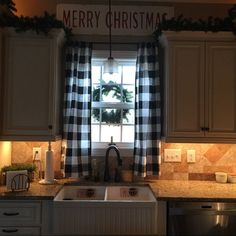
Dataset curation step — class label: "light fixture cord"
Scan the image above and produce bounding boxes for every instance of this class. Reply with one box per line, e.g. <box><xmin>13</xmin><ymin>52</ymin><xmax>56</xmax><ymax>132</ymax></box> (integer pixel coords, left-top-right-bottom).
<box><xmin>109</xmin><ymin>0</ymin><xmax>112</xmax><ymax>58</ymax></box>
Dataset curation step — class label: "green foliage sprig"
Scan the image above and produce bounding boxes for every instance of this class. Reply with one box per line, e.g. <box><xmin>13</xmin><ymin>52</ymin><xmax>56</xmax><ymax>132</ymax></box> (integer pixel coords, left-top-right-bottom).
<box><xmin>92</xmin><ymin>80</ymin><xmax>133</xmax><ymax>124</ymax></box>
<box><xmin>13</xmin><ymin>12</ymin><xmax>72</xmax><ymax>37</ymax></box>
<box><xmin>154</xmin><ymin>4</ymin><xmax>236</xmax><ymax>39</ymax></box>
<box><xmin>0</xmin><ymin>0</ymin><xmax>17</xmax><ymax>14</ymax></box>
<box><xmin>1</xmin><ymin>163</ymin><xmax>37</xmax><ymax>173</ymax></box>
<box><xmin>0</xmin><ymin>1</ymin><xmax>72</xmax><ymax>39</ymax></box>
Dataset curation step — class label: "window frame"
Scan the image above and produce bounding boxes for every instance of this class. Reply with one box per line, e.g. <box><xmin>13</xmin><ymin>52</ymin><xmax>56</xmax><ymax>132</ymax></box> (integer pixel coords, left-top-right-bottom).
<box><xmin>91</xmin><ymin>50</ymin><xmax>136</xmax><ymax>156</ymax></box>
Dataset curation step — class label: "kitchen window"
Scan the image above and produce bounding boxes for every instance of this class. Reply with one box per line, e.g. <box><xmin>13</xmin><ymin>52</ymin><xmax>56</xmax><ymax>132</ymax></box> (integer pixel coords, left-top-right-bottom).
<box><xmin>91</xmin><ymin>51</ymin><xmax>136</xmax><ymax>152</ymax></box>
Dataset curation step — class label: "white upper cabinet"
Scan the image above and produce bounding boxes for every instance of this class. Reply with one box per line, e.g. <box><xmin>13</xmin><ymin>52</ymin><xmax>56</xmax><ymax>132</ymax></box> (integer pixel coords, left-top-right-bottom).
<box><xmin>160</xmin><ymin>31</ymin><xmax>236</xmax><ymax>143</ymax></box>
<box><xmin>0</xmin><ymin>30</ymin><xmax>3</xmax><ymax>133</ymax></box>
<box><xmin>0</xmin><ymin>28</ymin><xmax>65</xmax><ymax>141</ymax></box>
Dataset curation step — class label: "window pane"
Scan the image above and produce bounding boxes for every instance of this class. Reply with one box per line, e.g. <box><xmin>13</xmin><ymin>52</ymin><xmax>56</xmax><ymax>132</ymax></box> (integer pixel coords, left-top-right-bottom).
<box><xmin>123</xmin><ymin>66</ymin><xmax>135</xmax><ymax>84</ymax></box>
<box><xmin>102</xmin><ymin>84</ymin><xmax>121</xmax><ymax>103</ymax></box>
<box><xmin>122</xmin><ymin>125</ymin><xmax>134</xmax><ymax>142</ymax></box>
<box><xmin>92</xmin><ymin>109</ymin><xmax>100</xmax><ymax>123</ymax></box>
<box><xmin>101</xmin><ymin>125</ymin><xmax>121</xmax><ymax>142</ymax></box>
<box><xmin>102</xmin><ymin>108</ymin><xmax>121</xmax><ymax>124</ymax></box>
<box><xmin>123</xmin><ymin>109</ymin><xmax>134</xmax><ymax>124</ymax></box>
<box><xmin>92</xmin><ymin>66</ymin><xmax>101</xmax><ymax>83</ymax></box>
<box><xmin>123</xmin><ymin>85</ymin><xmax>134</xmax><ymax>103</ymax></box>
<box><xmin>92</xmin><ymin>125</ymin><xmax>100</xmax><ymax>142</ymax></box>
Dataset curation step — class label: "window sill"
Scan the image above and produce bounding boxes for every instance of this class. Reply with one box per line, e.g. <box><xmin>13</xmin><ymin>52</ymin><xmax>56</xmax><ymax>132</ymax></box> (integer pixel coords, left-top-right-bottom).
<box><xmin>92</xmin><ymin>142</ymin><xmax>134</xmax><ymax>157</ymax></box>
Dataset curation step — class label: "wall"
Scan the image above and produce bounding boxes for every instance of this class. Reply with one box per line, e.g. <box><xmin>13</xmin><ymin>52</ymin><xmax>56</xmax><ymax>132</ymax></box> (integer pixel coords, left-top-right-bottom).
<box><xmin>11</xmin><ymin>141</ymin><xmax>63</xmax><ymax>178</ymax></box>
<box><xmin>7</xmin><ymin>1</ymin><xmax>236</xmax><ymax>181</ymax></box>
<box><xmin>0</xmin><ymin>142</ymin><xmax>11</xmax><ymax>170</ymax></box>
<box><xmin>13</xmin><ymin>0</ymin><xmax>232</xmax><ymax>19</ymax></box>
<box><xmin>11</xmin><ymin>141</ymin><xmax>134</xmax><ymax>181</ymax></box>
<box><xmin>159</xmin><ymin>142</ymin><xmax>236</xmax><ymax>181</ymax></box>
<box><xmin>10</xmin><ymin>141</ymin><xmax>236</xmax><ymax>181</ymax></box>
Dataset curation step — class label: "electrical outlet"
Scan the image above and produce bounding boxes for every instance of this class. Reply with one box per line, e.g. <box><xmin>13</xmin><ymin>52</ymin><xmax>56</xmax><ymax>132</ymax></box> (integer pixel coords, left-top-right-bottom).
<box><xmin>33</xmin><ymin>147</ymin><xmax>41</xmax><ymax>161</ymax></box>
<box><xmin>187</xmin><ymin>150</ymin><xmax>196</xmax><ymax>163</ymax></box>
<box><xmin>164</xmin><ymin>149</ymin><xmax>181</xmax><ymax>162</ymax></box>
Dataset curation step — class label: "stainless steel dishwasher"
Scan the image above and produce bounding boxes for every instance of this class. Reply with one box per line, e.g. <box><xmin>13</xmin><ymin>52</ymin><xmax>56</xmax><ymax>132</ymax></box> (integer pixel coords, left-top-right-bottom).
<box><xmin>168</xmin><ymin>201</ymin><xmax>236</xmax><ymax>236</ymax></box>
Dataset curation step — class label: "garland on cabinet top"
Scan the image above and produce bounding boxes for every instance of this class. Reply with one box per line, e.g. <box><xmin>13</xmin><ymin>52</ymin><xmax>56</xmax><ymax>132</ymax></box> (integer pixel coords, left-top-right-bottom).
<box><xmin>0</xmin><ymin>0</ymin><xmax>72</xmax><ymax>39</ymax></box>
<box><xmin>153</xmin><ymin>4</ymin><xmax>236</xmax><ymax>39</ymax></box>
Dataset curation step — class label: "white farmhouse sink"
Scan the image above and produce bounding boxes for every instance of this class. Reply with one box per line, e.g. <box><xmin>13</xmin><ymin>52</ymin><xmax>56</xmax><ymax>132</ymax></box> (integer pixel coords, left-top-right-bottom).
<box><xmin>53</xmin><ymin>185</ymin><xmax>157</xmax><ymax>235</ymax></box>
<box><xmin>54</xmin><ymin>185</ymin><xmax>156</xmax><ymax>202</ymax></box>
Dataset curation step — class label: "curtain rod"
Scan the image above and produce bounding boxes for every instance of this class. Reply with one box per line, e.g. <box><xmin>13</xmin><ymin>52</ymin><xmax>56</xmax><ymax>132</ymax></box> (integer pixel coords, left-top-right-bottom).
<box><xmin>92</xmin><ymin>41</ymin><xmax>139</xmax><ymax>45</ymax></box>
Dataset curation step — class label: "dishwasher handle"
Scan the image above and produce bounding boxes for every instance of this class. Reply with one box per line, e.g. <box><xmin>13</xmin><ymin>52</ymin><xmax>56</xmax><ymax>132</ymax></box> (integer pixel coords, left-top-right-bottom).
<box><xmin>169</xmin><ymin>208</ymin><xmax>236</xmax><ymax>215</ymax></box>
<box><xmin>201</xmin><ymin>205</ymin><xmax>212</xmax><ymax>209</ymax></box>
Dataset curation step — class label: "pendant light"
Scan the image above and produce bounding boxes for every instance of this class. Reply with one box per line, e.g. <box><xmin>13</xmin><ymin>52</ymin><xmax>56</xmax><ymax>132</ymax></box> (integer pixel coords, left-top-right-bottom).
<box><xmin>103</xmin><ymin>0</ymin><xmax>119</xmax><ymax>74</ymax></box>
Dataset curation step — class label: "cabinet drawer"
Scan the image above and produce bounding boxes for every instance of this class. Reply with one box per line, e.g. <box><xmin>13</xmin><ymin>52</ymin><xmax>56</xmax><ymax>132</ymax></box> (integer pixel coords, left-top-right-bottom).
<box><xmin>0</xmin><ymin>227</ymin><xmax>40</xmax><ymax>235</ymax></box>
<box><xmin>0</xmin><ymin>201</ymin><xmax>41</xmax><ymax>226</ymax></box>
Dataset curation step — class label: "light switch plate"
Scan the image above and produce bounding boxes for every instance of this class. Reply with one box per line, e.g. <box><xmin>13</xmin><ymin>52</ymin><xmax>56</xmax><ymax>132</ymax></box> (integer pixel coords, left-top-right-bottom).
<box><xmin>164</xmin><ymin>149</ymin><xmax>181</xmax><ymax>162</ymax></box>
<box><xmin>187</xmin><ymin>150</ymin><xmax>196</xmax><ymax>163</ymax></box>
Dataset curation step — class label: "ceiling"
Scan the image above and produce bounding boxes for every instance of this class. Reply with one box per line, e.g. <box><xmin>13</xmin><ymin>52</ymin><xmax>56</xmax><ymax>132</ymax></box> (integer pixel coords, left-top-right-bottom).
<box><xmin>112</xmin><ymin>0</ymin><xmax>236</xmax><ymax>3</ymax></box>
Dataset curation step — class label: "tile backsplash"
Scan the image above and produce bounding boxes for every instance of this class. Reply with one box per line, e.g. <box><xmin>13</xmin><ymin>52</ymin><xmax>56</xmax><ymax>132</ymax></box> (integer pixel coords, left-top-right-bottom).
<box><xmin>11</xmin><ymin>141</ymin><xmax>62</xmax><ymax>178</ymax></box>
<box><xmin>9</xmin><ymin>141</ymin><xmax>236</xmax><ymax>181</ymax></box>
<box><xmin>160</xmin><ymin>142</ymin><xmax>236</xmax><ymax>181</ymax></box>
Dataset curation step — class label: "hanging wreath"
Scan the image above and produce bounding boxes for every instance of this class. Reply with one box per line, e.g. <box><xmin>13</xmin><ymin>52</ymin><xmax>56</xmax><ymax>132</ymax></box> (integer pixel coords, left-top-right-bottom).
<box><xmin>92</xmin><ymin>81</ymin><xmax>133</xmax><ymax>124</ymax></box>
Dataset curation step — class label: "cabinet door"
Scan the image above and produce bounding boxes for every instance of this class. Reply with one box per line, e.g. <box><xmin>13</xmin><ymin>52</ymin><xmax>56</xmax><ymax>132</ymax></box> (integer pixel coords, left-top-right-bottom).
<box><xmin>206</xmin><ymin>42</ymin><xmax>236</xmax><ymax>138</ymax></box>
<box><xmin>3</xmin><ymin>36</ymin><xmax>52</xmax><ymax>137</ymax></box>
<box><xmin>0</xmin><ymin>31</ymin><xmax>3</xmax><ymax>133</ymax></box>
<box><xmin>1</xmin><ymin>30</ymin><xmax>63</xmax><ymax>141</ymax></box>
<box><xmin>166</xmin><ymin>41</ymin><xmax>205</xmax><ymax>138</ymax></box>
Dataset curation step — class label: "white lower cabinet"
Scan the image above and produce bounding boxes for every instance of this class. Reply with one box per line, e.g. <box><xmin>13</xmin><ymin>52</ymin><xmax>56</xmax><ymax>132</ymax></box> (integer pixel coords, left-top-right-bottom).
<box><xmin>157</xmin><ymin>201</ymin><xmax>167</xmax><ymax>236</ymax></box>
<box><xmin>0</xmin><ymin>201</ymin><xmax>42</xmax><ymax>236</ymax></box>
<box><xmin>53</xmin><ymin>202</ymin><xmax>158</xmax><ymax>235</ymax></box>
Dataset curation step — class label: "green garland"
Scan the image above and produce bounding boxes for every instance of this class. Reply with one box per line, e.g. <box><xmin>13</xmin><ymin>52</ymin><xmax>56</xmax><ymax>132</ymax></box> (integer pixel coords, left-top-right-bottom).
<box><xmin>92</xmin><ymin>80</ymin><xmax>133</xmax><ymax>124</ymax></box>
<box><xmin>154</xmin><ymin>4</ymin><xmax>236</xmax><ymax>39</ymax></box>
<box><xmin>0</xmin><ymin>1</ymin><xmax>72</xmax><ymax>39</ymax></box>
<box><xmin>0</xmin><ymin>0</ymin><xmax>16</xmax><ymax>14</ymax></box>
<box><xmin>2</xmin><ymin>1</ymin><xmax>236</xmax><ymax>41</ymax></box>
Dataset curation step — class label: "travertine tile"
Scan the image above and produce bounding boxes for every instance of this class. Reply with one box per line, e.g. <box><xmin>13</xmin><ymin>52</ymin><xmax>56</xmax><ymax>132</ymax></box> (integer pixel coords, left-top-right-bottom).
<box><xmin>203</xmin><ymin>165</ymin><xmax>234</xmax><ymax>173</ymax></box>
<box><xmin>204</xmin><ymin>144</ymin><xmax>232</xmax><ymax>163</ymax></box>
<box><xmin>11</xmin><ymin>141</ymin><xmax>236</xmax><ymax>181</ymax></box>
<box><xmin>189</xmin><ymin>173</ymin><xmax>215</xmax><ymax>181</ymax></box>
<box><xmin>173</xmin><ymin>172</ymin><xmax>188</xmax><ymax>180</ymax></box>
<box><xmin>11</xmin><ymin>141</ymin><xmax>62</xmax><ymax>172</ymax></box>
<box><xmin>173</xmin><ymin>163</ymin><xmax>189</xmax><ymax>173</ymax></box>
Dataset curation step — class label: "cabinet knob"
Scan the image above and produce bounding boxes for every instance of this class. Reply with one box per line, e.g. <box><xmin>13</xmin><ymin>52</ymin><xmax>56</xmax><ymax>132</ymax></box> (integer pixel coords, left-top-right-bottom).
<box><xmin>200</xmin><ymin>127</ymin><xmax>209</xmax><ymax>131</ymax></box>
<box><xmin>48</xmin><ymin>125</ymin><xmax>53</xmax><ymax>130</ymax></box>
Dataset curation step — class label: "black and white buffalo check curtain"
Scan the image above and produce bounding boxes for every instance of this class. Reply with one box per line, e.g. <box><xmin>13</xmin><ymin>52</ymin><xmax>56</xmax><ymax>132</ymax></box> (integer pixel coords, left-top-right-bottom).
<box><xmin>134</xmin><ymin>42</ymin><xmax>161</xmax><ymax>177</ymax></box>
<box><xmin>63</xmin><ymin>42</ymin><xmax>92</xmax><ymax>178</ymax></box>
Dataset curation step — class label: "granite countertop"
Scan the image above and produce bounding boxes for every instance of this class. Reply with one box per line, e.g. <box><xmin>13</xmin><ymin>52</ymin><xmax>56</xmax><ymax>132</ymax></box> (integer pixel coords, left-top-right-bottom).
<box><xmin>149</xmin><ymin>180</ymin><xmax>236</xmax><ymax>202</ymax></box>
<box><xmin>0</xmin><ymin>179</ymin><xmax>66</xmax><ymax>200</ymax></box>
<box><xmin>1</xmin><ymin>179</ymin><xmax>236</xmax><ymax>202</ymax></box>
